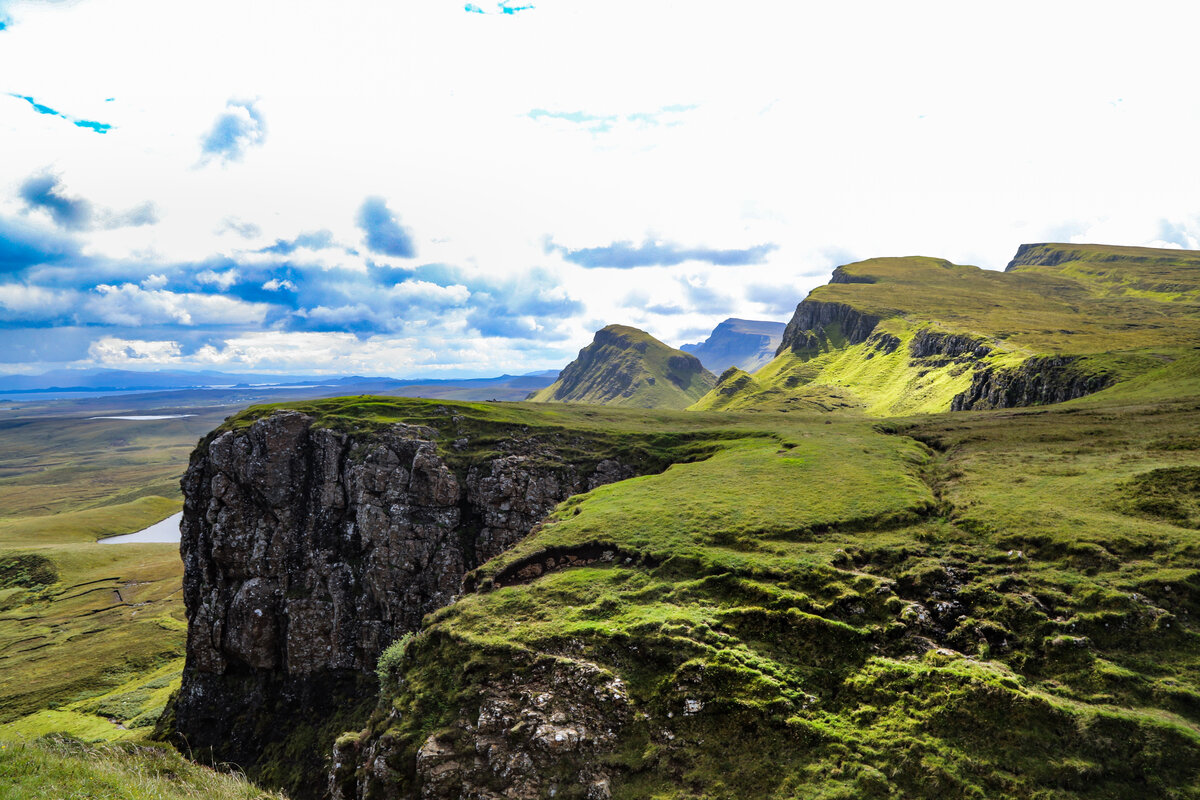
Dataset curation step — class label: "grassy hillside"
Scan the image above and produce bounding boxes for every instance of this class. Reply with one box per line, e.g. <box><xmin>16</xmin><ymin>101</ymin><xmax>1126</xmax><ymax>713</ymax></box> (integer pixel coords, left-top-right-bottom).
<box><xmin>0</xmin><ymin>412</ymin><xmax>226</xmax><ymax>741</ymax></box>
<box><xmin>340</xmin><ymin>378</ymin><xmax>1200</xmax><ymax>799</ymax></box>
<box><xmin>529</xmin><ymin>324</ymin><xmax>717</xmax><ymax>409</ymax></box>
<box><xmin>0</xmin><ymin>735</ymin><xmax>287</xmax><ymax>800</ymax></box>
<box><xmin>694</xmin><ymin>244</ymin><xmax>1200</xmax><ymax>416</ymax></box>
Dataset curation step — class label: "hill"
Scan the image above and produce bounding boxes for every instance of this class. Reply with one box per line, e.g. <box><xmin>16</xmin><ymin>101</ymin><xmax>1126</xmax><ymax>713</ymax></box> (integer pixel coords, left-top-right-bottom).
<box><xmin>693</xmin><ymin>243</ymin><xmax>1200</xmax><ymax>415</ymax></box>
<box><xmin>679</xmin><ymin>318</ymin><xmax>786</xmax><ymax>373</ymax></box>
<box><xmin>156</xmin><ymin>378</ymin><xmax>1200</xmax><ymax>800</ymax></box>
<box><xmin>527</xmin><ymin>324</ymin><xmax>717</xmax><ymax>409</ymax></box>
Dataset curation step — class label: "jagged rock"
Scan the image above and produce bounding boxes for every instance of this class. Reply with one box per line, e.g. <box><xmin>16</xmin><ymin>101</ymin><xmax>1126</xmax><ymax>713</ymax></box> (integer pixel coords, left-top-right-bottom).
<box><xmin>777</xmin><ymin>300</ymin><xmax>881</xmax><ymax>355</ymax></box>
<box><xmin>174</xmin><ymin>411</ymin><xmax>641</xmax><ymax>798</ymax></box>
<box><xmin>951</xmin><ymin>355</ymin><xmax>1114</xmax><ymax>410</ymax></box>
<box><xmin>343</xmin><ymin>658</ymin><xmax>631</xmax><ymax>800</ymax></box>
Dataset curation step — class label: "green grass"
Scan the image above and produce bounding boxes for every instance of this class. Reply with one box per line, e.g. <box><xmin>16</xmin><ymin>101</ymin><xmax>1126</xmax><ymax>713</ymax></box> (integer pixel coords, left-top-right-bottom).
<box><xmin>529</xmin><ymin>324</ymin><xmax>717</xmax><ymax>409</ymax></box>
<box><xmin>0</xmin><ymin>412</ymin><xmax>207</xmax><ymax>736</ymax></box>
<box><xmin>347</xmin><ymin>389</ymin><xmax>1200</xmax><ymax>799</ymax></box>
<box><xmin>0</xmin><ymin>735</ymin><xmax>287</xmax><ymax>800</ymax></box>
<box><xmin>695</xmin><ymin>244</ymin><xmax>1200</xmax><ymax>416</ymax></box>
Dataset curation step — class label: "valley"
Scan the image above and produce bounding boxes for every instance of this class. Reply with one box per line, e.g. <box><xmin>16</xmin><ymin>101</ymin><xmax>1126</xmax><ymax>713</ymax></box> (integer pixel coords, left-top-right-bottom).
<box><xmin>0</xmin><ymin>242</ymin><xmax>1198</xmax><ymax>799</ymax></box>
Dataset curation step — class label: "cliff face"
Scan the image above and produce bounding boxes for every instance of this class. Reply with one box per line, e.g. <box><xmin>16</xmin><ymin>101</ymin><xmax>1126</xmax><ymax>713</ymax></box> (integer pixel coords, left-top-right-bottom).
<box><xmin>173</xmin><ymin>410</ymin><xmax>638</xmax><ymax>796</ymax></box>
<box><xmin>776</xmin><ymin>300</ymin><xmax>881</xmax><ymax>355</ymax></box>
<box><xmin>679</xmin><ymin>318</ymin><xmax>786</xmax><ymax>373</ymax></box>
<box><xmin>951</xmin><ymin>356</ymin><xmax>1114</xmax><ymax>411</ymax></box>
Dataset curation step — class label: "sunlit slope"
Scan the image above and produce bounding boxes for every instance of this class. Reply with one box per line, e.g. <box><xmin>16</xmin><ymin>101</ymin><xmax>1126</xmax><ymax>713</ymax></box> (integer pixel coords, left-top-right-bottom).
<box><xmin>352</xmin><ymin>395</ymin><xmax>1200</xmax><ymax>799</ymax></box>
<box><xmin>693</xmin><ymin>243</ymin><xmax>1200</xmax><ymax>415</ymax></box>
<box><xmin>529</xmin><ymin>324</ymin><xmax>717</xmax><ymax>409</ymax></box>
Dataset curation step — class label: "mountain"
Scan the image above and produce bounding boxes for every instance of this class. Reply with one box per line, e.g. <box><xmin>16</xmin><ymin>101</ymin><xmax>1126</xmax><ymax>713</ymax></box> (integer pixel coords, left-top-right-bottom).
<box><xmin>527</xmin><ymin>324</ymin><xmax>717</xmax><ymax>409</ymax></box>
<box><xmin>693</xmin><ymin>242</ymin><xmax>1200</xmax><ymax>414</ymax></box>
<box><xmin>679</xmin><ymin>317</ymin><xmax>786</xmax><ymax>373</ymax></box>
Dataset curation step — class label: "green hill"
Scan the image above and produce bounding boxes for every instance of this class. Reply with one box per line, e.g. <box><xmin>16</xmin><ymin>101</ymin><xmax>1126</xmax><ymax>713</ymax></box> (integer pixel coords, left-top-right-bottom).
<box><xmin>528</xmin><ymin>324</ymin><xmax>717</xmax><ymax>409</ymax></box>
<box><xmin>692</xmin><ymin>243</ymin><xmax>1200</xmax><ymax>415</ymax></box>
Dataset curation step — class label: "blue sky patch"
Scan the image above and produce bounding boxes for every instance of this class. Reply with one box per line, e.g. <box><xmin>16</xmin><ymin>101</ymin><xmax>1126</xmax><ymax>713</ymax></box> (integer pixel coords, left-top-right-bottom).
<box><xmin>547</xmin><ymin>238</ymin><xmax>777</xmax><ymax>268</ymax></box>
<box><xmin>9</xmin><ymin>93</ymin><xmax>112</xmax><ymax>134</ymax></box>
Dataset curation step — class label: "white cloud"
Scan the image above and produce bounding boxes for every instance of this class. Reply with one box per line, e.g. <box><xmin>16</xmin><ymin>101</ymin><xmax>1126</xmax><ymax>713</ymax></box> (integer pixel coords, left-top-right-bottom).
<box><xmin>1</xmin><ymin>0</ymin><xmax>1199</xmax><ymax>372</ymax></box>
<box><xmin>84</xmin><ymin>283</ymin><xmax>269</xmax><ymax>326</ymax></box>
<box><xmin>88</xmin><ymin>336</ymin><xmax>183</xmax><ymax>364</ymax></box>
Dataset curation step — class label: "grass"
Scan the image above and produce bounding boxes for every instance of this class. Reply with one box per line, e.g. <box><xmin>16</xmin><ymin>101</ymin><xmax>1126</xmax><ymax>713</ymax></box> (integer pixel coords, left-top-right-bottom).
<box><xmin>0</xmin><ymin>412</ymin><xmax>216</xmax><ymax>738</ymax></box>
<box><xmin>694</xmin><ymin>244</ymin><xmax>1200</xmax><ymax>416</ymax></box>
<box><xmin>0</xmin><ymin>735</ymin><xmax>287</xmax><ymax>800</ymax></box>
<box><xmin>529</xmin><ymin>324</ymin><xmax>717</xmax><ymax>409</ymax></box>
<box><xmin>347</xmin><ymin>385</ymin><xmax>1200</xmax><ymax>799</ymax></box>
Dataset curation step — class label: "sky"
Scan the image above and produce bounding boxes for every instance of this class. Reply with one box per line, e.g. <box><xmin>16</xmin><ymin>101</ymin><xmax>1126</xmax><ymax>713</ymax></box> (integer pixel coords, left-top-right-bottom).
<box><xmin>2</xmin><ymin>0</ymin><xmax>1199</xmax><ymax>377</ymax></box>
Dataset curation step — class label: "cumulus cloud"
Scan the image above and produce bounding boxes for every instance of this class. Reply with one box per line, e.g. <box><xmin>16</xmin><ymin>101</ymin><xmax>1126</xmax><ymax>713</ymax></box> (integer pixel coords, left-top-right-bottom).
<box><xmin>84</xmin><ymin>283</ymin><xmax>270</xmax><ymax>327</ymax></box>
<box><xmin>547</xmin><ymin>237</ymin><xmax>777</xmax><ymax>268</ymax></box>
<box><xmin>200</xmin><ymin>99</ymin><xmax>266</xmax><ymax>163</ymax></box>
<box><xmin>259</xmin><ymin>229</ymin><xmax>336</xmax><ymax>255</ymax></box>
<box><xmin>18</xmin><ymin>173</ymin><xmax>158</xmax><ymax>231</ymax></box>
<box><xmin>89</xmin><ymin>336</ymin><xmax>182</xmax><ymax>364</ymax></box>
<box><xmin>0</xmin><ymin>215</ymin><xmax>79</xmax><ymax>273</ymax></box>
<box><xmin>357</xmin><ymin>197</ymin><xmax>416</xmax><ymax>258</ymax></box>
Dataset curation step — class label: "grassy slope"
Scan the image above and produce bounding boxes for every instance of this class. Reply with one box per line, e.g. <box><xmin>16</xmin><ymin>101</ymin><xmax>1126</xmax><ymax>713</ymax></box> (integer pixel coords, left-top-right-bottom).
<box><xmin>343</xmin><ymin>383</ymin><xmax>1200</xmax><ymax>799</ymax></box>
<box><xmin>695</xmin><ymin>245</ymin><xmax>1200</xmax><ymax>416</ymax></box>
<box><xmin>529</xmin><ymin>324</ymin><xmax>717</xmax><ymax>410</ymax></box>
<box><xmin>0</xmin><ymin>413</ymin><xmax>224</xmax><ymax>738</ymax></box>
<box><xmin>0</xmin><ymin>735</ymin><xmax>286</xmax><ymax>800</ymax></box>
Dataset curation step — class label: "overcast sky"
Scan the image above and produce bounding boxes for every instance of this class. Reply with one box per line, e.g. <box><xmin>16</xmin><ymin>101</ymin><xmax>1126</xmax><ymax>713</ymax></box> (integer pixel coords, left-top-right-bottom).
<box><xmin>2</xmin><ymin>1</ymin><xmax>1198</xmax><ymax>376</ymax></box>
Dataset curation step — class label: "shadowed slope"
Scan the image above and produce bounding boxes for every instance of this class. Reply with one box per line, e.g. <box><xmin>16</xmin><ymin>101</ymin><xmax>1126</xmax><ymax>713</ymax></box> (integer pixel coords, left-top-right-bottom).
<box><xmin>529</xmin><ymin>325</ymin><xmax>717</xmax><ymax>410</ymax></box>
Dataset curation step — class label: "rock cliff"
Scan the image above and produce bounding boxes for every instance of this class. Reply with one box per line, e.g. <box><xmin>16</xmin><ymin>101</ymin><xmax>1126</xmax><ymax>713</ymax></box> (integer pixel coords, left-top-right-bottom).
<box><xmin>776</xmin><ymin>300</ymin><xmax>881</xmax><ymax>355</ymax></box>
<box><xmin>173</xmin><ymin>409</ymin><xmax>644</xmax><ymax>797</ymax></box>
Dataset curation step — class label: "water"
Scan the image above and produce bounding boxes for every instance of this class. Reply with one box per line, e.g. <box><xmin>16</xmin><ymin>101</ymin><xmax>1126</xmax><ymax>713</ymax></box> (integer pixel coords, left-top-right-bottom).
<box><xmin>99</xmin><ymin>512</ymin><xmax>182</xmax><ymax>544</ymax></box>
<box><xmin>88</xmin><ymin>415</ymin><xmax>197</xmax><ymax>421</ymax></box>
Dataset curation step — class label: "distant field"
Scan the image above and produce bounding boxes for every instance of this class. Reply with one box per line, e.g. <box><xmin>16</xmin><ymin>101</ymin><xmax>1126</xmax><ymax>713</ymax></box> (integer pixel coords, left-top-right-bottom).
<box><xmin>0</xmin><ymin>406</ymin><xmax>228</xmax><ymax>740</ymax></box>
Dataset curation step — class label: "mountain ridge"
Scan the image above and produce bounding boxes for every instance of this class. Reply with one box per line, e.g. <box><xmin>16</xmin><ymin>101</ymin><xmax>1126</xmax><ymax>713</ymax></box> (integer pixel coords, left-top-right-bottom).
<box><xmin>527</xmin><ymin>324</ymin><xmax>716</xmax><ymax>409</ymax></box>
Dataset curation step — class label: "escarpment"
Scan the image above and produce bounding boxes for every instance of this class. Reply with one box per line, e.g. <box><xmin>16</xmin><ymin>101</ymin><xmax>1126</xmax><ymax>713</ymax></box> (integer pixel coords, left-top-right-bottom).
<box><xmin>172</xmin><ymin>409</ymin><xmax>648</xmax><ymax>797</ymax></box>
<box><xmin>777</xmin><ymin>300</ymin><xmax>881</xmax><ymax>354</ymax></box>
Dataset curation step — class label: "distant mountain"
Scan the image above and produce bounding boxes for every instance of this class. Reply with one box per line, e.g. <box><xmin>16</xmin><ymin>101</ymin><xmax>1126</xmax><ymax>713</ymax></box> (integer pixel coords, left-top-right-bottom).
<box><xmin>0</xmin><ymin>368</ymin><xmax>323</xmax><ymax>393</ymax></box>
<box><xmin>527</xmin><ymin>324</ymin><xmax>716</xmax><ymax>409</ymax></box>
<box><xmin>0</xmin><ymin>368</ymin><xmax>558</xmax><ymax>400</ymax></box>
<box><xmin>680</xmin><ymin>318</ymin><xmax>786</xmax><ymax>373</ymax></box>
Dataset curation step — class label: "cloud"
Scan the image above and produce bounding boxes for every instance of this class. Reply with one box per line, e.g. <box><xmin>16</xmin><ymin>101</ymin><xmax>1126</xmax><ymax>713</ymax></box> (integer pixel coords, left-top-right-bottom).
<box><xmin>217</xmin><ymin>217</ymin><xmax>262</xmax><ymax>239</ymax></box>
<box><xmin>547</xmin><ymin>237</ymin><xmax>777</xmax><ymax>268</ymax></box>
<box><xmin>18</xmin><ymin>174</ymin><xmax>92</xmax><ymax>230</ymax></box>
<box><xmin>357</xmin><ymin>197</ymin><xmax>416</xmax><ymax>258</ymax></box>
<box><xmin>0</xmin><ymin>215</ymin><xmax>79</xmax><ymax>273</ymax></box>
<box><xmin>84</xmin><ymin>283</ymin><xmax>270</xmax><ymax>327</ymax></box>
<box><xmin>465</xmin><ymin>2</ymin><xmax>534</xmax><ymax>15</ymax></box>
<box><xmin>677</xmin><ymin>275</ymin><xmax>732</xmax><ymax>314</ymax></box>
<box><xmin>195</xmin><ymin>268</ymin><xmax>240</xmax><ymax>290</ymax></box>
<box><xmin>7</xmin><ymin>93</ymin><xmax>111</xmax><ymax>133</ymax></box>
<box><xmin>18</xmin><ymin>173</ymin><xmax>157</xmax><ymax>231</ymax></box>
<box><xmin>88</xmin><ymin>336</ymin><xmax>182</xmax><ymax>365</ymax></box>
<box><xmin>258</xmin><ymin>229</ymin><xmax>336</xmax><ymax>255</ymax></box>
<box><xmin>200</xmin><ymin>99</ymin><xmax>266</xmax><ymax>163</ymax></box>
<box><xmin>464</xmin><ymin>269</ymin><xmax>582</xmax><ymax>338</ymax></box>
<box><xmin>744</xmin><ymin>283</ymin><xmax>802</xmax><ymax>316</ymax></box>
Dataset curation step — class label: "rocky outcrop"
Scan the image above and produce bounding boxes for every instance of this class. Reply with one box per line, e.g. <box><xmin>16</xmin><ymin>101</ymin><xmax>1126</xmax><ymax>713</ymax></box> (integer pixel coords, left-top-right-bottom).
<box><xmin>173</xmin><ymin>411</ymin><xmax>640</xmax><ymax>797</ymax></box>
<box><xmin>951</xmin><ymin>356</ymin><xmax>1114</xmax><ymax>410</ymax></box>
<box><xmin>908</xmin><ymin>329</ymin><xmax>992</xmax><ymax>361</ymax></box>
<box><xmin>777</xmin><ymin>300</ymin><xmax>881</xmax><ymax>355</ymax></box>
<box><xmin>333</xmin><ymin>656</ymin><xmax>632</xmax><ymax>800</ymax></box>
